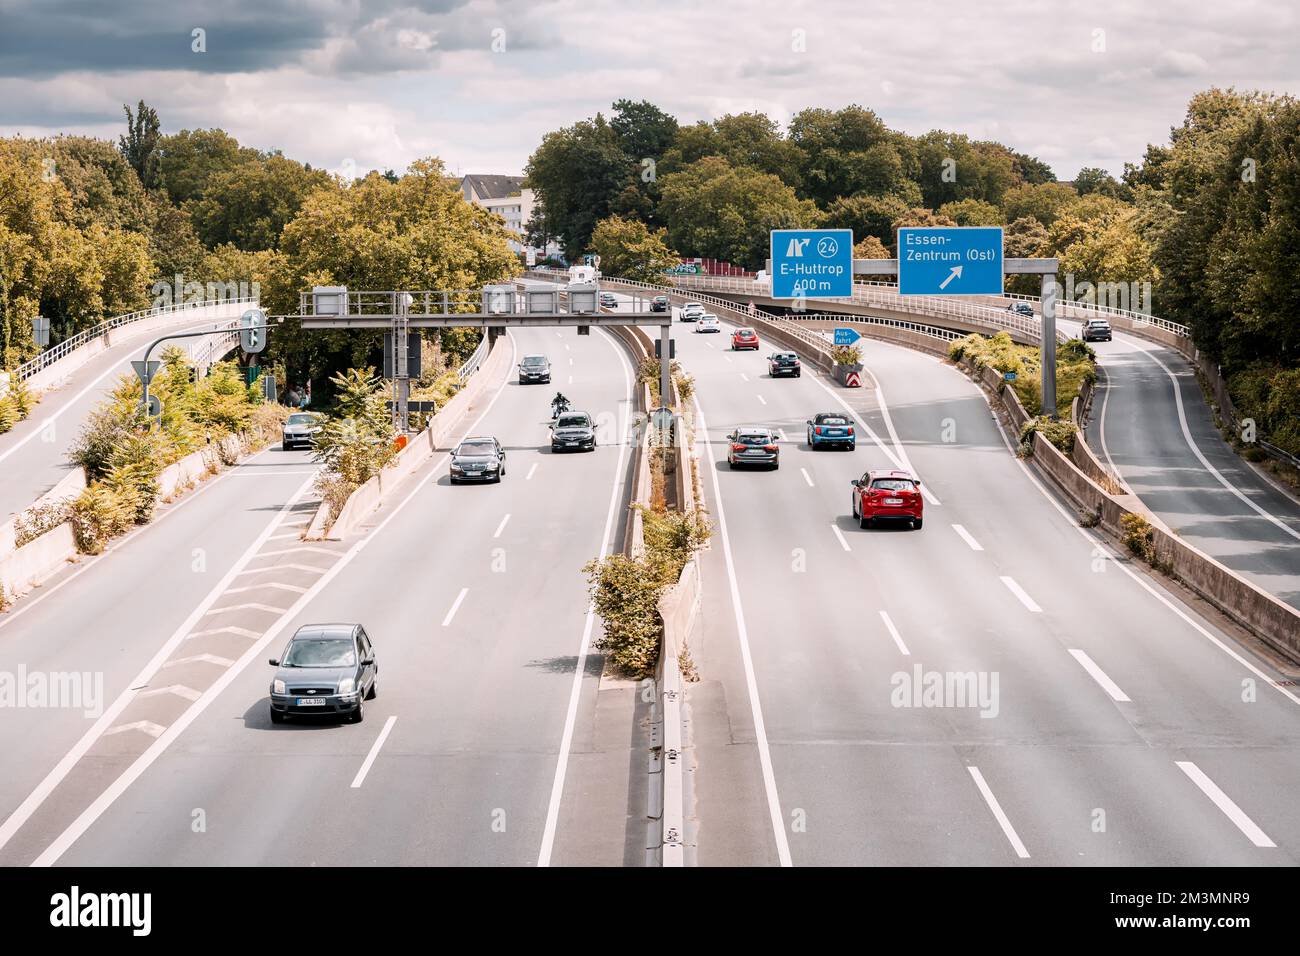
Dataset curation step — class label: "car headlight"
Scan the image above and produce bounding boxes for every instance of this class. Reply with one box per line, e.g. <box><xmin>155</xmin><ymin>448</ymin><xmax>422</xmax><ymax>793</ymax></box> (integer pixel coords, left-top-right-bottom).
<box><xmin>451</xmin><ymin>463</ymin><xmax>463</xmax><ymax>473</ymax></box>
<box><xmin>485</xmin><ymin>461</ymin><xmax>499</xmax><ymax>470</ymax></box>
<box><xmin>337</xmin><ymin>678</ymin><xmax>355</xmax><ymax>696</ymax></box>
<box><xmin>273</xmin><ymin>679</ymin><xmax>286</xmax><ymax>695</ymax></box>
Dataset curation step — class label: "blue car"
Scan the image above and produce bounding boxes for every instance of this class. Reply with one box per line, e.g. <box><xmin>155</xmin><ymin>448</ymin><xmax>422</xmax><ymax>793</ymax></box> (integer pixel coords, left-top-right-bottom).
<box><xmin>806</xmin><ymin>412</ymin><xmax>856</xmax><ymax>450</ymax></box>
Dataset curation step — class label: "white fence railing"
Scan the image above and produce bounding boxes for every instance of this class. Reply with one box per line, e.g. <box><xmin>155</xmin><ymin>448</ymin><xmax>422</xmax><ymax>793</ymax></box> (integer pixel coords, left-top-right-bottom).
<box><xmin>456</xmin><ymin>331</ymin><xmax>491</xmax><ymax>385</ymax></box>
<box><xmin>14</xmin><ymin>297</ymin><xmax>259</xmax><ymax>383</ymax></box>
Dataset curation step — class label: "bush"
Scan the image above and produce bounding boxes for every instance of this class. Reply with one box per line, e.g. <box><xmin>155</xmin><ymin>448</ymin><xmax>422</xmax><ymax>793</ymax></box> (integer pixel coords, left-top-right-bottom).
<box><xmin>955</xmin><ymin>332</ymin><xmax>1095</xmax><ymax>418</ymax></box>
<box><xmin>313</xmin><ymin>473</ymin><xmax>356</xmax><ymax>526</ymax></box>
<box><xmin>104</xmin><ymin>432</ymin><xmax>163</xmax><ymax>522</ymax></box>
<box><xmin>1078</xmin><ymin>506</ymin><xmax>1102</xmax><ymax>528</ymax></box>
<box><xmin>70</xmin><ymin>399</ymin><xmax>141</xmax><ymax>479</ymax></box>
<box><xmin>0</xmin><ymin>394</ymin><xmax>17</xmax><ymax>434</ymax></box>
<box><xmin>830</xmin><ymin>343</ymin><xmax>862</xmax><ymax>365</ymax></box>
<box><xmin>14</xmin><ymin>500</ymin><xmax>73</xmax><ymax>547</ymax></box>
<box><xmin>1121</xmin><ymin>513</ymin><xmax>1155</xmax><ymax>562</ymax></box>
<box><xmin>1019</xmin><ymin>416</ymin><xmax>1078</xmax><ymax>454</ymax></box>
<box><xmin>584</xmin><ymin>553</ymin><xmax>666</xmax><ymax>678</ymax></box>
<box><xmin>71</xmin><ymin>484</ymin><xmax>137</xmax><ymax>554</ymax></box>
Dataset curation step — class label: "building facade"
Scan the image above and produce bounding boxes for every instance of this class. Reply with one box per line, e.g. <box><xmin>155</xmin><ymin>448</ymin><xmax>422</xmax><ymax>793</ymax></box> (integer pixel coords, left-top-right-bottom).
<box><xmin>459</xmin><ymin>174</ymin><xmax>559</xmax><ymax>260</ymax></box>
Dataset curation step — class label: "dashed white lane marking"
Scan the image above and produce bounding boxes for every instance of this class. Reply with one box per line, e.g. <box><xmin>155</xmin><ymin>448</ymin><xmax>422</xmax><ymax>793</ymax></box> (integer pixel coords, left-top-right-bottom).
<box><xmin>741</xmin><ymin>373</ymin><xmax>750</xmax><ymax>382</ymax></box>
<box><xmin>162</xmin><ymin>654</ymin><xmax>234</xmax><ymax>668</ymax></box>
<box><xmin>569</xmin><ymin>358</ymin><xmax>574</xmax><ymax>366</ymax></box>
<box><xmin>185</xmin><ymin>626</ymin><xmax>260</xmax><ymax>641</ymax></box>
<box><xmin>1067</xmin><ymin>649</ymin><xmax>1131</xmax><ymax>702</ymax></box>
<box><xmin>777</xmin><ymin>429</ymin><xmax>788</xmax><ymax>442</ymax></box>
<box><xmin>442</xmin><ymin>587</ymin><xmax>469</xmax><ymax>627</ymax></box>
<box><xmin>103</xmin><ymin>721</ymin><xmax>167</xmax><ymax>739</ymax></box>
<box><xmin>493</xmin><ymin>514</ymin><xmax>511</xmax><ymax>538</ymax></box>
<box><xmin>351</xmin><ymin>716</ymin><xmax>398</xmax><ymax>789</ymax></box>
<box><xmin>568</xmin><ymin>376</ymin><xmax>573</xmax><ymax>385</ymax></box>
<box><xmin>233</xmin><ymin>564</ymin><xmax>326</xmax><ymax>577</ymax></box>
<box><xmin>801</xmin><ymin>468</ymin><xmax>815</xmax><ymax>488</ymax></box>
<box><xmin>564</xmin><ymin>344</ymin><xmax>570</xmax><ymax>351</ymax></box>
<box><xmin>951</xmin><ymin>524</ymin><xmax>984</xmax><ymax>551</ymax></box>
<box><xmin>526</xmin><ymin>463</ymin><xmax>538</xmax><ymax>481</ymax></box>
<box><xmin>831</xmin><ymin>524</ymin><xmax>851</xmax><ymax>552</ymax></box>
<box><xmin>968</xmin><ymin>766</ymin><xmax>1030</xmax><ymax>859</ymax></box>
<box><xmin>879</xmin><ymin>611</ymin><xmax>910</xmax><ymax>655</ymax></box>
<box><xmin>757</xmin><ymin>395</ymin><xmax>767</xmax><ymax>406</ymax></box>
<box><xmin>202</xmin><ymin>602</ymin><xmax>285</xmax><ymax>616</ymax></box>
<box><xmin>1000</xmin><ymin>576</ymin><xmax>1042</xmax><ymax>613</ymax></box>
<box><xmin>224</xmin><ymin>582</ymin><xmax>308</xmax><ymax>595</ymax></box>
<box><xmin>137</xmin><ymin>685</ymin><xmax>202</xmax><ymax>703</ymax></box>
<box><xmin>1176</xmin><ymin>761</ymin><xmax>1275</xmax><ymax>848</ymax></box>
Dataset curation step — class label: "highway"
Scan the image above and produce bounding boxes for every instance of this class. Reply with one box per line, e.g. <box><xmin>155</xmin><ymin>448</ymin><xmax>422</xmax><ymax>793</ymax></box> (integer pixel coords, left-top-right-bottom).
<box><xmin>628</xmin><ymin>294</ymin><xmax>1300</xmax><ymax>866</ymax></box>
<box><xmin>0</xmin><ymin>319</ymin><xmax>238</xmax><ymax>522</ymax></box>
<box><xmin>0</xmin><ymin>326</ymin><xmax>651</xmax><ymax>867</ymax></box>
<box><xmin>1074</xmin><ymin>326</ymin><xmax>1300</xmax><ymax>610</ymax></box>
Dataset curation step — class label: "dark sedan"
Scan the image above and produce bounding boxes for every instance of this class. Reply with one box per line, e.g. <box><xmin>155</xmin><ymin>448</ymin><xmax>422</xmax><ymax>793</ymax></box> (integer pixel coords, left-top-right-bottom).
<box><xmin>518</xmin><ymin>354</ymin><xmax>551</xmax><ymax>384</ymax></box>
<box><xmin>650</xmin><ymin>295</ymin><xmax>669</xmax><ymax>312</ymax></box>
<box><xmin>768</xmin><ymin>351</ymin><xmax>801</xmax><ymax>377</ymax></box>
<box><xmin>450</xmin><ymin>436</ymin><xmax>507</xmax><ymax>482</ymax></box>
<box><xmin>268</xmin><ymin>624</ymin><xmax>377</xmax><ymax>724</ymax></box>
<box><xmin>551</xmin><ymin>411</ymin><xmax>598</xmax><ymax>452</ymax></box>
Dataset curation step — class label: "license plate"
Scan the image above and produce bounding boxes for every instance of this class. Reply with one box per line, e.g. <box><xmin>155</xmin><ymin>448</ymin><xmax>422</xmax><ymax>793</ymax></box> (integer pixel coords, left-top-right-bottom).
<box><xmin>884</xmin><ymin>497</ymin><xmax>903</xmax><ymax>505</ymax></box>
<box><xmin>566</xmin><ymin>440</ymin><xmax>579</xmax><ymax>445</ymax></box>
<box><xmin>827</xmin><ymin>430</ymin><xmax>843</xmax><ymax>436</ymax></box>
<box><xmin>296</xmin><ymin>698</ymin><xmax>327</xmax><ymax>707</ymax></box>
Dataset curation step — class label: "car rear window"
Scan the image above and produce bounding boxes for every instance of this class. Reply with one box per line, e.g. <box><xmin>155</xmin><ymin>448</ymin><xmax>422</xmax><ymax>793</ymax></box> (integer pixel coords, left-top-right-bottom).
<box><xmin>817</xmin><ymin>415</ymin><xmax>849</xmax><ymax>425</ymax></box>
<box><xmin>870</xmin><ymin>478</ymin><xmax>915</xmax><ymax>492</ymax></box>
<box><xmin>736</xmin><ymin>329</ymin><xmax>755</xmax><ymax>335</ymax></box>
<box><xmin>737</xmin><ymin>433</ymin><xmax>771</xmax><ymax>445</ymax></box>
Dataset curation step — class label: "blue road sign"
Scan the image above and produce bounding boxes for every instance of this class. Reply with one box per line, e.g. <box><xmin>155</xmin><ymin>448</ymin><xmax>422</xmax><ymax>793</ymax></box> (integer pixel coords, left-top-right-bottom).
<box><xmin>1004</xmin><ymin>371</ymin><xmax>1018</xmax><ymax>381</ymax></box>
<box><xmin>898</xmin><ymin>227</ymin><xmax>1004</xmax><ymax>296</ymax></box>
<box><xmin>771</xmin><ymin>229</ymin><xmax>853</xmax><ymax>299</ymax></box>
<box><xmin>833</xmin><ymin>327</ymin><xmax>861</xmax><ymax>346</ymax></box>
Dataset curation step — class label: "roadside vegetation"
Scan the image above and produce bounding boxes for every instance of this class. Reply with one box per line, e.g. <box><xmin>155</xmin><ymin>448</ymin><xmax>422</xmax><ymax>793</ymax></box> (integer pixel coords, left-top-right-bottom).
<box><xmin>310</xmin><ymin>367</ymin><xmax>397</xmax><ymax>524</ymax></box>
<box><xmin>949</xmin><ymin>331</ymin><xmax>1096</xmax><ymax>419</ymax></box>
<box><xmin>0</xmin><ymin>378</ymin><xmax>35</xmax><ymax>435</ymax></box>
<box><xmin>636</xmin><ymin>355</ymin><xmax>694</xmax><ymax>406</ymax></box>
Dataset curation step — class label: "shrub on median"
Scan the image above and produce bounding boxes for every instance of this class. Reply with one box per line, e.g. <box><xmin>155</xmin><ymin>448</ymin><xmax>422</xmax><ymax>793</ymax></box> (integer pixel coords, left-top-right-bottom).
<box><xmin>70</xmin><ymin>484</ymin><xmax>137</xmax><ymax>554</ymax></box>
<box><xmin>1018</xmin><ymin>416</ymin><xmax>1078</xmax><ymax>456</ymax></box>
<box><xmin>14</xmin><ymin>499</ymin><xmax>73</xmax><ymax>547</ymax></box>
<box><xmin>1121</xmin><ymin>513</ymin><xmax>1155</xmax><ymax>563</ymax></box>
<box><xmin>951</xmin><ymin>331</ymin><xmax>1095</xmax><ymax>418</ymax></box>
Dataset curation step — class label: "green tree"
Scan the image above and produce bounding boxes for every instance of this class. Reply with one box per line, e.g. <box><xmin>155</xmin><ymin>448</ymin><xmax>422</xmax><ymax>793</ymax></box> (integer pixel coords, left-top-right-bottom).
<box><xmin>789</xmin><ymin>105</ymin><xmax>910</xmax><ymax>205</ymax></box>
<box><xmin>157</xmin><ymin>128</ymin><xmax>258</xmax><ymax>205</ymax></box>
<box><xmin>589</xmin><ymin>215</ymin><xmax>679</xmax><ymax>282</ymax></box>
<box><xmin>187</xmin><ymin>154</ymin><xmax>332</xmax><ymax>251</ymax></box>
<box><xmin>1001</xmin><ymin>181</ymin><xmax>1078</xmax><ymax>227</ymax></box>
<box><xmin>525</xmin><ymin>114</ymin><xmax>634</xmax><ymax>256</ymax></box>
<box><xmin>1074</xmin><ymin>166</ymin><xmax>1126</xmax><ymax>199</ymax></box>
<box><xmin>823</xmin><ymin>193</ymin><xmax>916</xmax><ymax>243</ymax></box>
<box><xmin>119</xmin><ymin>101</ymin><xmax>163</xmax><ymax>190</ymax></box>
<box><xmin>938</xmin><ymin>198</ymin><xmax>1003</xmax><ymax>226</ymax></box>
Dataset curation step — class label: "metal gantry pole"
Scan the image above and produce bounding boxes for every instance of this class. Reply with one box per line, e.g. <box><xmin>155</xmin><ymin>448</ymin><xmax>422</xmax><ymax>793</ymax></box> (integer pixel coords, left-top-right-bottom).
<box><xmin>1041</xmin><ymin>272</ymin><xmax>1058</xmax><ymax>419</ymax></box>
<box><xmin>395</xmin><ymin>292</ymin><xmax>411</xmax><ymax>432</ymax></box>
<box><xmin>660</xmin><ymin>323</ymin><xmax>672</xmax><ymax>407</ymax></box>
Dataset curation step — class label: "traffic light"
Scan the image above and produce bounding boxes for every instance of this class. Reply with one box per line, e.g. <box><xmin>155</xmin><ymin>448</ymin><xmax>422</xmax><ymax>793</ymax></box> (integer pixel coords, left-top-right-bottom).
<box><xmin>654</xmin><ymin>338</ymin><xmax>676</xmax><ymax>359</ymax></box>
<box><xmin>577</xmin><ymin>325</ymin><xmax>590</xmax><ymax>336</ymax></box>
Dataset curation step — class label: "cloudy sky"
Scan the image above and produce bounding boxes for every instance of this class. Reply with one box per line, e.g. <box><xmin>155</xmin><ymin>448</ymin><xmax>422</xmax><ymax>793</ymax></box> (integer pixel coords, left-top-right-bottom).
<box><xmin>0</xmin><ymin>0</ymin><xmax>1295</xmax><ymax>180</ymax></box>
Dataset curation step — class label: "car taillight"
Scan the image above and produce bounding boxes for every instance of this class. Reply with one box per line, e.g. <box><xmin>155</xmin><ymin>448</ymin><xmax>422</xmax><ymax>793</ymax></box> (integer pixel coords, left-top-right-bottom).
<box><xmin>731</xmin><ymin>443</ymin><xmax>746</xmax><ymax>452</ymax></box>
<box><xmin>815</xmin><ymin>427</ymin><xmax>823</xmax><ymax>435</ymax></box>
<box><xmin>764</xmin><ymin>445</ymin><xmax>778</xmax><ymax>453</ymax></box>
<box><xmin>847</xmin><ymin>426</ymin><xmax>854</xmax><ymax>434</ymax></box>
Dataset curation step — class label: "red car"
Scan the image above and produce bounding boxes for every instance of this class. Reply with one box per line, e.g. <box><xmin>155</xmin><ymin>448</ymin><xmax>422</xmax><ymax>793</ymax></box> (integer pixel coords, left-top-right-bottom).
<box><xmin>850</xmin><ymin>469</ymin><xmax>923</xmax><ymax>529</ymax></box>
<box><xmin>732</xmin><ymin>327</ymin><xmax>759</xmax><ymax>351</ymax></box>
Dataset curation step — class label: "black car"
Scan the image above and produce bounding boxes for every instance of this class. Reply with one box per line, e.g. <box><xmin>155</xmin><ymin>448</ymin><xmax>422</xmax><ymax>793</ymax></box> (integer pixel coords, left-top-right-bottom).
<box><xmin>1007</xmin><ymin>302</ymin><xmax>1035</xmax><ymax>318</ymax></box>
<box><xmin>1081</xmin><ymin>318</ymin><xmax>1113</xmax><ymax>342</ymax></box>
<box><xmin>599</xmin><ymin>292</ymin><xmax>618</xmax><ymax>309</ymax></box>
<box><xmin>727</xmin><ymin>427</ymin><xmax>779</xmax><ymax>470</ymax></box>
<box><xmin>268</xmin><ymin>624</ymin><xmax>377</xmax><ymax>724</ymax></box>
<box><xmin>551</xmin><ymin>411</ymin><xmax>598</xmax><ymax>452</ymax></box>
<box><xmin>518</xmin><ymin>354</ymin><xmax>551</xmax><ymax>384</ymax></box>
<box><xmin>450</xmin><ymin>436</ymin><xmax>506</xmax><ymax>482</ymax></box>
<box><xmin>768</xmin><ymin>351</ymin><xmax>802</xmax><ymax>377</ymax></box>
<box><xmin>650</xmin><ymin>295</ymin><xmax>669</xmax><ymax>313</ymax></box>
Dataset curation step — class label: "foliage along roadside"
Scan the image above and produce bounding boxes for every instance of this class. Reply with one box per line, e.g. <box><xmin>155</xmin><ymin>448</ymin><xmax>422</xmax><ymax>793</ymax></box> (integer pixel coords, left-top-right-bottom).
<box><xmin>949</xmin><ymin>331</ymin><xmax>1096</xmax><ymax>419</ymax></box>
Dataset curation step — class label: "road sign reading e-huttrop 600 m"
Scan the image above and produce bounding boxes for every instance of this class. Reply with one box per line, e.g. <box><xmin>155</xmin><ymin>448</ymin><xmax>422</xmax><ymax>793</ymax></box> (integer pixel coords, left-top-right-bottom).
<box><xmin>771</xmin><ymin>229</ymin><xmax>853</xmax><ymax>299</ymax></box>
<box><xmin>898</xmin><ymin>227</ymin><xmax>1004</xmax><ymax>296</ymax></box>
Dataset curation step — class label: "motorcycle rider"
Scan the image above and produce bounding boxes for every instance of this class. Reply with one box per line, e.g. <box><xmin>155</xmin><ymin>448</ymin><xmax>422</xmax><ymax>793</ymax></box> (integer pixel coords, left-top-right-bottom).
<box><xmin>551</xmin><ymin>391</ymin><xmax>570</xmax><ymax>417</ymax></box>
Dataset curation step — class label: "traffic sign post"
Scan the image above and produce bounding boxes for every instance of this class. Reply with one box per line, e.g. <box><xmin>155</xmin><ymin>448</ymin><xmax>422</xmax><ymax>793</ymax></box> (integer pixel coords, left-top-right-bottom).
<box><xmin>898</xmin><ymin>227</ymin><xmax>1004</xmax><ymax>296</ymax></box>
<box><xmin>770</xmin><ymin>229</ymin><xmax>853</xmax><ymax>299</ymax></box>
<box><xmin>833</xmin><ymin>328</ymin><xmax>861</xmax><ymax>346</ymax></box>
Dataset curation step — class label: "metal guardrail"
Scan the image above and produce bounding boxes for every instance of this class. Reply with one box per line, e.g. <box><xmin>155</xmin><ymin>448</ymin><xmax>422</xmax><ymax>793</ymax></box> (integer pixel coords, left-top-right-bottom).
<box><xmin>787</xmin><ymin>313</ymin><xmax>965</xmax><ymax>343</ymax></box>
<box><xmin>13</xmin><ymin>297</ymin><xmax>258</xmax><ymax>383</ymax></box>
<box><xmin>456</xmin><ymin>332</ymin><xmax>491</xmax><ymax>385</ymax></box>
<box><xmin>187</xmin><ymin>323</ymin><xmax>242</xmax><ymax>369</ymax></box>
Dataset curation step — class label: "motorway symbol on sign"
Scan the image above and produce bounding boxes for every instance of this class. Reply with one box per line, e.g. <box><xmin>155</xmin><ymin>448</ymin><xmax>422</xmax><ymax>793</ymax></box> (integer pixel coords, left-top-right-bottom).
<box><xmin>131</xmin><ymin>360</ymin><xmax>161</xmax><ymax>386</ymax></box>
<box><xmin>898</xmin><ymin>227</ymin><xmax>1004</xmax><ymax>296</ymax></box>
<box><xmin>833</xmin><ymin>327</ymin><xmax>861</xmax><ymax>346</ymax></box>
<box><xmin>770</xmin><ymin>228</ymin><xmax>853</xmax><ymax>299</ymax></box>
<box><xmin>241</xmin><ymin>308</ymin><xmax>268</xmax><ymax>353</ymax></box>
<box><xmin>1004</xmin><ymin>371</ymin><xmax>1018</xmax><ymax>381</ymax></box>
<box><xmin>844</xmin><ymin>370</ymin><xmax>862</xmax><ymax>387</ymax></box>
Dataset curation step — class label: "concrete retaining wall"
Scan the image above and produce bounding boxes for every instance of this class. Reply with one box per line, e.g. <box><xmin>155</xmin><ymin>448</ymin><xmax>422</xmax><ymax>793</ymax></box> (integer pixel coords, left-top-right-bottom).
<box><xmin>0</xmin><ymin>467</ymin><xmax>88</xmax><ymax>560</ymax></box>
<box><xmin>0</xmin><ymin>523</ymin><xmax>76</xmax><ymax>603</ymax></box>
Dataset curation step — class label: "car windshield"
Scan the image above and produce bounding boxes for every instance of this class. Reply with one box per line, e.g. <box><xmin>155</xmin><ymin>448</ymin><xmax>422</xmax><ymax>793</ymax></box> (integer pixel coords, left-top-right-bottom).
<box><xmin>282</xmin><ymin>637</ymin><xmax>356</xmax><ymax>667</ymax></box>
<box><xmin>557</xmin><ymin>415</ymin><xmax>590</xmax><ymax>428</ymax></box>
<box><xmin>736</xmin><ymin>433</ymin><xmax>771</xmax><ymax>445</ymax></box>
<box><xmin>456</xmin><ymin>441</ymin><xmax>496</xmax><ymax>456</ymax></box>
<box><xmin>286</xmin><ymin>414</ymin><xmax>317</xmax><ymax>425</ymax></box>
<box><xmin>871</xmin><ymin>478</ymin><xmax>915</xmax><ymax>492</ymax></box>
<box><xmin>817</xmin><ymin>415</ymin><xmax>849</xmax><ymax>425</ymax></box>
<box><xmin>521</xmin><ymin>356</ymin><xmax>547</xmax><ymax>367</ymax></box>
<box><xmin>702</xmin><ymin>316</ymin><xmax>718</xmax><ymax>322</ymax></box>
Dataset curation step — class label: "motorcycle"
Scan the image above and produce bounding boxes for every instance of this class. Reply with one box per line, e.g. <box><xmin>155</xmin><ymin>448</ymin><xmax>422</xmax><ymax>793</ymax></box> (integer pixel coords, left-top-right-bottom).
<box><xmin>551</xmin><ymin>397</ymin><xmax>571</xmax><ymax>419</ymax></box>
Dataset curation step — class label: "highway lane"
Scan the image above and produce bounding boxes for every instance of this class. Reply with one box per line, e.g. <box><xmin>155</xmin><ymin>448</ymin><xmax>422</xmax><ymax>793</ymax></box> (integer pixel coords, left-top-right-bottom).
<box><xmin>1074</xmin><ymin>326</ymin><xmax>1300</xmax><ymax>610</ymax></box>
<box><xmin>0</xmin><ymin>319</ymin><xmax>239</xmax><ymax>522</ymax></box>
<box><xmin>0</xmin><ymin>446</ymin><xmax>319</xmax><ymax>864</ymax></box>
<box><xmin>667</xmin><ymin>304</ymin><xmax>1300</xmax><ymax>866</ymax></box>
<box><xmin>19</xmin><ymin>326</ymin><xmax>648</xmax><ymax>867</ymax></box>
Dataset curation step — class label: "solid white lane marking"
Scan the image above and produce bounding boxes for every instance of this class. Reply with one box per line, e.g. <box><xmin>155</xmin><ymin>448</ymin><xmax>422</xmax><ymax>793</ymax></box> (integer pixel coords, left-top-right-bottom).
<box><xmin>351</xmin><ymin>716</ymin><xmax>397</xmax><ymax>789</ymax></box>
<box><xmin>694</xmin><ymin>396</ymin><xmax>793</xmax><ymax>866</ymax></box>
<box><xmin>1097</xmin><ymin>364</ymin><xmax>1122</xmax><ymax>481</ymax></box>
<box><xmin>442</xmin><ymin>588</ymin><xmax>469</xmax><ymax>627</ymax></box>
<box><xmin>979</xmin><ymin>370</ymin><xmax>1300</xmax><ymax>709</ymax></box>
<box><xmin>538</xmin><ymin>326</ymin><xmax>635</xmax><ymax>867</ymax></box>
<box><xmin>493</xmin><ymin>514</ymin><xmax>511</xmax><ymax>538</ymax></box>
<box><xmin>951</xmin><ymin>523</ymin><xmax>984</xmax><ymax>551</ymax></box>
<box><xmin>879</xmin><ymin>611</ymin><xmax>910</xmax><ymax>655</ymax></box>
<box><xmin>1000</xmin><ymin>576</ymin><xmax>1041</xmax><ymax>612</ymax></box>
<box><xmin>831</xmin><ymin>524</ymin><xmax>851</xmax><ymax>552</ymax></box>
<box><xmin>103</xmin><ymin>721</ymin><xmax>167</xmax><ymax>739</ymax></box>
<box><xmin>137</xmin><ymin>685</ymin><xmax>202</xmax><ymax>703</ymax></box>
<box><xmin>968</xmin><ymin>766</ymin><xmax>1030</xmax><ymax>859</ymax></box>
<box><xmin>10</xmin><ymin>334</ymin><xmax>520</xmax><ymax>867</ymax></box>
<box><xmin>1128</xmin><ymin>339</ymin><xmax>1300</xmax><ymax>541</ymax></box>
<box><xmin>1176</xmin><ymin>761</ymin><xmax>1275</xmax><ymax>847</ymax></box>
<box><xmin>1067</xmin><ymin>649</ymin><xmax>1131</xmax><ymax>702</ymax></box>
<box><xmin>525</xmin><ymin>462</ymin><xmax>538</xmax><ymax>481</ymax></box>
<box><xmin>756</xmin><ymin>395</ymin><xmax>767</xmax><ymax>406</ymax></box>
<box><xmin>801</xmin><ymin>467</ymin><xmax>814</xmax><ymax>488</ymax></box>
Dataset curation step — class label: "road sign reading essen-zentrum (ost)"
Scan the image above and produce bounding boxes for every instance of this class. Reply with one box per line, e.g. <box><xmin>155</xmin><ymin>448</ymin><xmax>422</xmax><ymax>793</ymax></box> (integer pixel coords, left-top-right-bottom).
<box><xmin>771</xmin><ymin>229</ymin><xmax>853</xmax><ymax>299</ymax></box>
<box><xmin>898</xmin><ymin>226</ymin><xmax>1004</xmax><ymax>296</ymax></box>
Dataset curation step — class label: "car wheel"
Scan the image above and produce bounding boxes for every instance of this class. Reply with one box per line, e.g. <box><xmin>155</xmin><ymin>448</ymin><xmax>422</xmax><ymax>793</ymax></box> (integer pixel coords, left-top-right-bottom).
<box><xmin>913</xmin><ymin>518</ymin><xmax>923</xmax><ymax>530</ymax></box>
<box><xmin>351</xmin><ymin>698</ymin><xmax>365</xmax><ymax>723</ymax></box>
<box><xmin>366</xmin><ymin>679</ymin><xmax>377</xmax><ymax>701</ymax></box>
<box><xmin>770</xmin><ymin>461</ymin><xmax>779</xmax><ymax>471</ymax></box>
<box><xmin>728</xmin><ymin>460</ymin><xmax>736</xmax><ymax>469</ymax></box>
<box><xmin>858</xmin><ymin>507</ymin><xmax>869</xmax><ymax>530</ymax></box>
<box><xmin>795</xmin><ymin>370</ymin><xmax>801</xmax><ymax>377</ymax></box>
<box><xmin>270</xmin><ymin>707</ymin><xmax>285</xmax><ymax>724</ymax></box>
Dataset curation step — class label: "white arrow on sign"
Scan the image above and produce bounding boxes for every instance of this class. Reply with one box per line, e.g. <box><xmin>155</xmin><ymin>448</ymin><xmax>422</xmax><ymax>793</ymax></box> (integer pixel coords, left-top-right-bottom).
<box><xmin>938</xmin><ymin>265</ymin><xmax>963</xmax><ymax>290</ymax></box>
